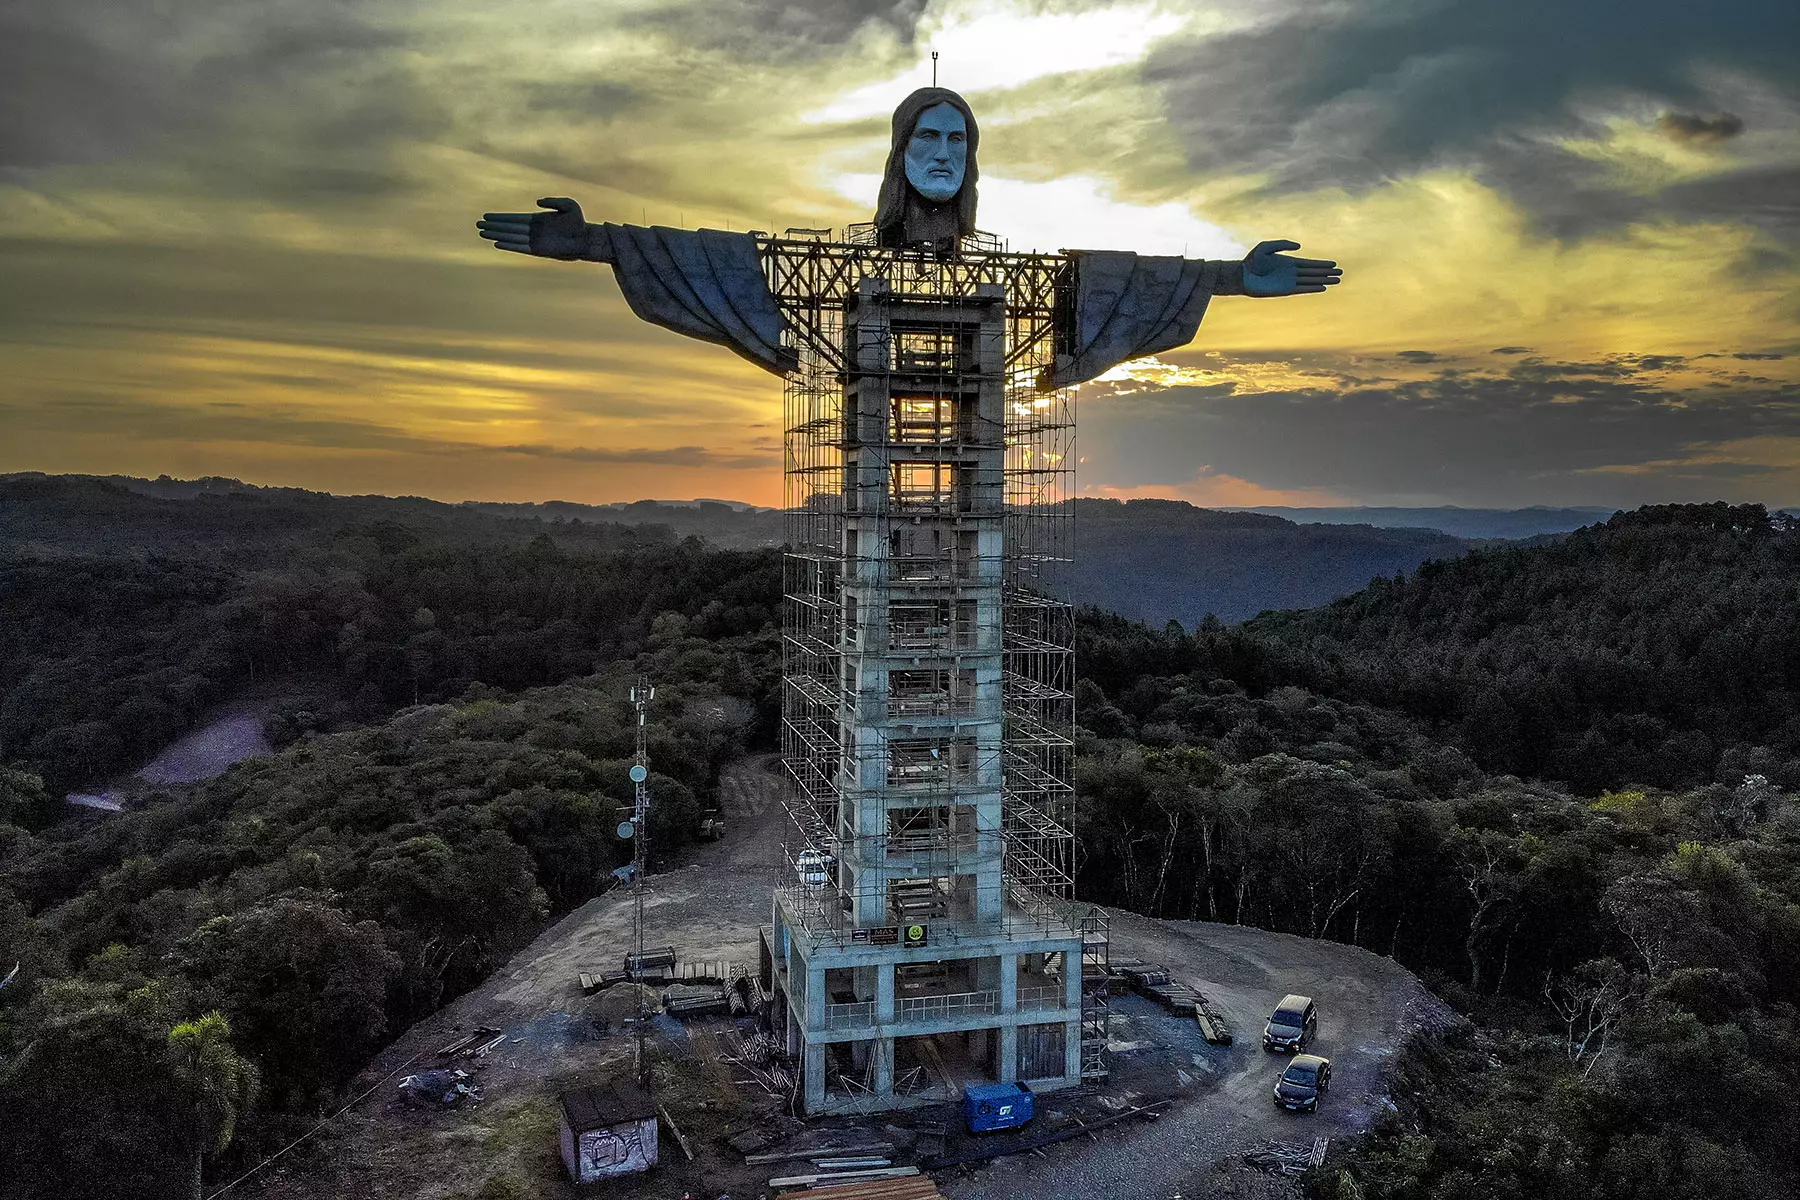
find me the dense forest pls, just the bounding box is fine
[3,480,1799,1199]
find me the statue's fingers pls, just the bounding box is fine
[479,218,533,234]
[1289,257,1337,269]
[1292,284,1328,293]
[482,212,540,224]
[536,196,579,212]
[1249,239,1302,257]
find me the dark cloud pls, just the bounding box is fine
[621,0,925,59]
[1658,111,1747,143]
[1080,354,1800,506]
[1143,0,1799,235]
[1491,346,1535,354]
[0,0,439,203]
[1395,350,1440,363]
[1736,352,1788,360]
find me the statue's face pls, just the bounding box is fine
[904,102,967,203]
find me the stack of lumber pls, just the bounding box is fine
[1195,995,1234,1044]
[672,958,747,983]
[1143,980,1201,1015]
[1112,961,1170,989]
[777,1177,943,1199]
[663,983,731,1016]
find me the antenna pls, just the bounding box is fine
[627,678,655,1089]
[932,51,939,87]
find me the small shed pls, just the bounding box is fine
[558,1080,659,1183]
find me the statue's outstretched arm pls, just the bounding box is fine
[1239,239,1342,296]
[476,197,614,262]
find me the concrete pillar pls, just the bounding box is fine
[877,962,896,1023]
[1063,949,1082,1011]
[875,1037,895,1097]
[999,952,1017,1013]
[1063,1017,1082,1082]
[998,1024,1018,1083]
[805,962,826,1028]
[786,1001,802,1057]
[804,1043,827,1112]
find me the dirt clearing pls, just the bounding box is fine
[240,758,1450,1200]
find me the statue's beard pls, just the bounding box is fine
[907,167,962,204]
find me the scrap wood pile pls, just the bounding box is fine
[1110,960,1232,1042]
[715,1027,794,1096]
[1242,1136,1330,1174]
[776,1176,944,1199]
[435,1027,506,1059]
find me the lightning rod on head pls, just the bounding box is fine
[932,51,938,87]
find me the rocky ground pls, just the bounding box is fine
[241,758,1452,1200]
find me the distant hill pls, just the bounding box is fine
[1231,504,1615,539]
[1071,498,1481,624]
[2,474,1523,624]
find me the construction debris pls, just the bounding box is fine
[664,983,731,1016]
[1241,1136,1329,1175]
[919,1100,1174,1169]
[743,1141,896,1166]
[656,1101,696,1162]
[767,1166,920,1189]
[434,1027,503,1059]
[398,1069,481,1107]
[777,1178,945,1200]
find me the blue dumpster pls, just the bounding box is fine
[963,1081,1034,1133]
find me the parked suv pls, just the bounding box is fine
[1272,1053,1332,1112]
[1262,994,1317,1053]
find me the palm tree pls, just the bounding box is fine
[167,1012,260,1200]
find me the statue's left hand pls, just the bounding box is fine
[476,197,590,260]
[1243,239,1342,296]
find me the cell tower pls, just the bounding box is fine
[627,679,654,1089]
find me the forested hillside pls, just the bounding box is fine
[4,486,1799,1200]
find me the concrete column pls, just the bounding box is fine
[804,1043,827,1112]
[1063,948,1082,1012]
[805,962,826,1028]
[1063,1017,1082,1082]
[999,952,1017,1013]
[998,1024,1018,1083]
[875,1037,895,1097]
[877,962,896,1023]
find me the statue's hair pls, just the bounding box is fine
[874,87,979,244]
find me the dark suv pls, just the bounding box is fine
[1262,993,1317,1053]
[1272,1053,1332,1112]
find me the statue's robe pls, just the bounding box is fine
[591,225,1242,388]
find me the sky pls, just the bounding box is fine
[2,0,1798,510]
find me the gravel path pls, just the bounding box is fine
[941,912,1454,1200]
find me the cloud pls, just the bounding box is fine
[1078,351,1800,507]
[1140,0,1800,237]
[1658,111,1747,143]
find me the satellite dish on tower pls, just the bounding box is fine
[629,764,648,783]
[617,820,636,839]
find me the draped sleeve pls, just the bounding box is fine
[598,224,798,376]
[1043,252,1243,390]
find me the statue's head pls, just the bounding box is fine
[876,87,979,246]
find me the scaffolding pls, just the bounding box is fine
[773,227,1077,950]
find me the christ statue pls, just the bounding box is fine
[472,88,1342,1111]
[475,87,1341,387]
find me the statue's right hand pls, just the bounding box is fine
[476,197,588,260]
